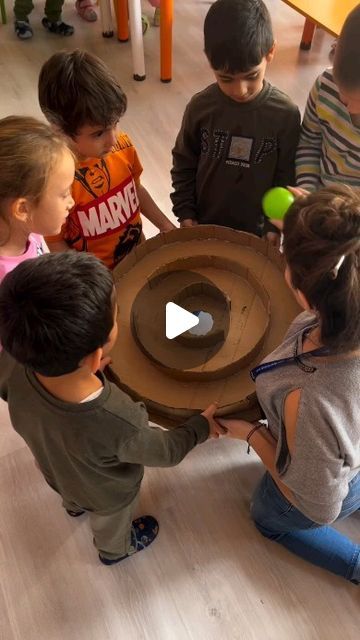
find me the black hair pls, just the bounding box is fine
[38,49,127,138]
[204,0,274,73]
[0,252,115,376]
[333,5,360,91]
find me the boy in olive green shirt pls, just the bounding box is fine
[0,252,219,565]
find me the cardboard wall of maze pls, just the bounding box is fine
[109,226,301,427]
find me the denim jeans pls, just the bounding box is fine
[251,472,360,584]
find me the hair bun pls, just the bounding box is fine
[305,186,360,252]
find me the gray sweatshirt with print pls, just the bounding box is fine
[171,81,300,235]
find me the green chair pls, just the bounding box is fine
[0,0,6,24]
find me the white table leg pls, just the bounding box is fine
[99,0,114,38]
[128,0,146,80]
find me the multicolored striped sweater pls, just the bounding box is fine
[296,68,360,191]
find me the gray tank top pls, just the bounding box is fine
[255,311,360,524]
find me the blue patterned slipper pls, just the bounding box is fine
[99,515,159,565]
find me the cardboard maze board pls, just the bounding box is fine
[110,226,300,426]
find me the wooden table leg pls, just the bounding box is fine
[160,0,173,82]
[100,0,114,37]
[300,17,316,50]
[128,0,146,80]
[114,0,129,42]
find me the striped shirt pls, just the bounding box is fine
[296,68,360,191]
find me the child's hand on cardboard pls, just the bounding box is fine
[159,219,176,233]
[180,218,198,228]
[265,231,281,247]
[201,403,227,438]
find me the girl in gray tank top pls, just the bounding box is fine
[220,184,360,584]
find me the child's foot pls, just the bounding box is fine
[42,17,74,36]
[15,19,33,39]
[142,15,150,35]
[153,7,160,27]
[75,0,97,22]
[99,515,159,565]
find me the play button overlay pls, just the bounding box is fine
[130,270,232,375]
[166,302,199,340]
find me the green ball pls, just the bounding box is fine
[262,187,295,220]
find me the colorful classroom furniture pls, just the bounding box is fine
[99,0,173,82]
[281,0,359,50]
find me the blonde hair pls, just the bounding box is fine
[0,115,70,213]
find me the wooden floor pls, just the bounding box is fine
[0,1,359,638]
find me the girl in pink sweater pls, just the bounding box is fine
[0,116,74,283]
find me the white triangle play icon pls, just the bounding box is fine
[165,302,199,340]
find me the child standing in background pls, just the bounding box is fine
[74,1,160,29]
[14,0,74,39]
[296,5,360,192]
[171,0,300,244]
[0,116,74,283]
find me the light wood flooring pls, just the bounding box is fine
[0,1,359,638]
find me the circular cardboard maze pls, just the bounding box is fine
[110,226,300,426]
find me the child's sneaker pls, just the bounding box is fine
[99,515,159,565]
[15,19,33,39]
[75,0,97,22]
[42,17,74,36]
[153,7,160,27]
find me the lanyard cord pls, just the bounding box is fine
[250,329,329,381]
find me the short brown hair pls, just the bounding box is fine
[0,116,69,244]
[283,185,360,353]
[333,5,360,90]
[38,49,127,137]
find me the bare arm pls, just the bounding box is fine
[137,182,176,233]
[221,382,351,524]
[218,418,290,497]
[218,390,302,504]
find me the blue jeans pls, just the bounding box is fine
[251,472,360,583]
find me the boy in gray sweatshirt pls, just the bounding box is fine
[171,0,300,243]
